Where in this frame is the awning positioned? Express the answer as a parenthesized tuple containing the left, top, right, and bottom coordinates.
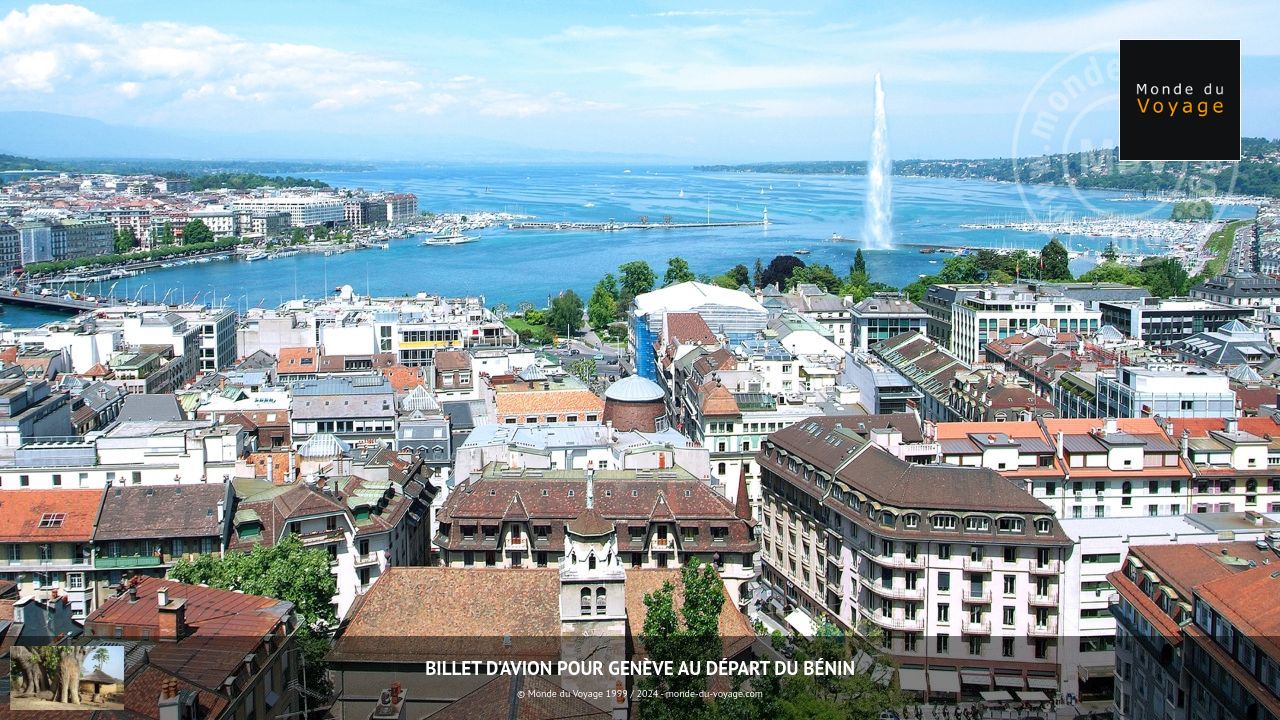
(980, 690, 1013, 702)
(994, 674, 1023, 688)
(898, 666, 928, 692)
(928, 668, 961, 694)
(785, 609, 816, 638)
(1017, 691, 1050, 702)
(1026, 677, 1059, 690)
(960, 670, 990, 685)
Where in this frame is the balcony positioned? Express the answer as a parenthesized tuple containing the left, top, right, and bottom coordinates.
(1029, 593, 1059, 607)
(1028, 618, 1059, 636)
(864, 579, 925, 601)
(299, 529, 345, 547)
(861, 548, 924, 569)
(868, 613, 924, 631)
(6, 558, 93, 570)
(506, 536, 526, 550)
(95, 555, 164, 569)
(961, 619, 992, 634)
(1029, 560, 1062, 575)
(963, 588, 992, 603)
(353, 552, 381, 567)
(963, 557, 993, 571)
(651, 537, 675, 552)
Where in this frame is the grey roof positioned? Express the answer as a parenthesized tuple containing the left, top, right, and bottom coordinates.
(116, 393, 183, 423)
(604, 375, 664, 402)
(441, 400, 476, 429)
(94, 484, 226, 541)
(78, 381, 124, 413)
(292, 392, 395, 419)
(400, 385, 440, 414)
(298, 433, 350, 458)
(292, 375, 392, 396)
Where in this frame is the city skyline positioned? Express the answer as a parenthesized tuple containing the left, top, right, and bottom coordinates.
(1, 0, 1279, 162)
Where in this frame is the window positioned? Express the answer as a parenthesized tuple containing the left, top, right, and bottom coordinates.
(1003, 607, 1015, 626)
(51, 474, 61, 487)
(485, 551, 496, 567)
(996, 517, 1024, 533)
(937, 572, 950, 592)
(1002, 637, 1015, 657)
(37, 513, 65, 529)
(1002, 575, 1016, 595)
(1003, 546, 1017, 563)
(580, 588, 592, 616)
(19, 474, 29, 487)
(936, 635, 949, 654)
(596, 588, 607, 615)
(937, 603, 950, 623)
(938, 544, 951, 560)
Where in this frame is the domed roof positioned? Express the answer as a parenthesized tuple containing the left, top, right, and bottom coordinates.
(298, 433, 351, 459)
(604, 375, 664, 403)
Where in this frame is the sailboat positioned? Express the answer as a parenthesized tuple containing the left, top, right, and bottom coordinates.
(679, 189, 685, 198)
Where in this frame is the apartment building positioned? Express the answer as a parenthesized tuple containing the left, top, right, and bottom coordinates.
(773, 283, 855, 351)
(433, 464, 759, 605)
(850, 293, 929, 352)
(872, 331, 970, 422)
(0, 417, 244, 489)
(1169, 416, 1280, 514)
(289, 375, 397, 446)
(384, 193, 419, 223)
(1191, 270, 1280, 317)
(230, 195, 345, 227)
(1099, 297, 1252, 346)
(1109, 541, 1280, 720)
(83, 577, 301, 720)
(759, 416, 1073, 698)
(0, 222, 21, 272)
(0, 488, 100, 617)
(950, 285, 1101, 364)
(229, 449, 435, 618)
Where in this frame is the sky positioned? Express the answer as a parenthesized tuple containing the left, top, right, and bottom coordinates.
(0, 1, 1278, 162)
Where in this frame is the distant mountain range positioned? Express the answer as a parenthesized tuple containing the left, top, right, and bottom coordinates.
(0, 111, 676, 166)
(696, 138, 1280, 197)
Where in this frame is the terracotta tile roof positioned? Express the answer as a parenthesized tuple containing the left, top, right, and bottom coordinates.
(698, 381, 739, 416)
(665, 312, 718, 346)
(935, 421, 1048, 440)
(429, 674, 609, 720)
(125, 664, 230, 720)
(1194, 564, 1280, 660)
(433, 350, 472, 371)
(83, 362, 112, 378)
(329, 567, 563, 663)
(1043, 417, 1166, 435)
(276, 347, 317, 374)
(86, 577, 292, 691)
(495, 390, 604, 418)
(1169, 416, 1280, 438)
(625, 569, 755, 660)
(330, 566, 756, 665)
(380, 365, 425, 393)
(0, 489, 101, 542)
(94, 484, 226, 542)
(0, 346, 17, 364)
(1129, 542, 1269, 600)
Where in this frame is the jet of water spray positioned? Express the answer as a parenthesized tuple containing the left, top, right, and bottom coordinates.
(863, 73, 893, 250)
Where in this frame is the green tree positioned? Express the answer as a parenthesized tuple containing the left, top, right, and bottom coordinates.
(169, 534, 337, 703)
(313, 225, 330, 241)
(567, 357, 597, 385)
(290, 227, 306, 245)
(113, 228, 137, 254)
(588, 275, 619, 329)
(182, 219, 214, 246)
(1102, 240, 1119, 262)
(759, 255, 806, 289)
(664, 256, 696, 286)
(1039, 238, 1072, 280)
(767, 624, 908, 720)
(619, 260, 656, 298)
(789, 263, 842, 293)
(158, 222, 176, 246)
(853, 249, 867, 276)
(637, 559, 724, 720)
(1140, 257, 1191, 297)
(725, 264, 750, 288)
(752, 258, 764, 288)
(546, 289, 585, 337)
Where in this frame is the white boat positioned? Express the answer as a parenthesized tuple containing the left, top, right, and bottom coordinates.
(831, 232, 846, 241)
(583, 202, 596, 208)
(424, 230, 479, 246)
(244, 251, 268, 262)
(794, 249, 811, 255)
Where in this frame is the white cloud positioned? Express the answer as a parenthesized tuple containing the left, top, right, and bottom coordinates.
(0, 3, 604, 128)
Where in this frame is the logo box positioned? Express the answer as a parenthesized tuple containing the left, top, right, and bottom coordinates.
(1119, 39, 1240, 162)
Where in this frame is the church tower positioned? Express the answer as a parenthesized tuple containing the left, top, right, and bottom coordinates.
(558, 466, 628, 720)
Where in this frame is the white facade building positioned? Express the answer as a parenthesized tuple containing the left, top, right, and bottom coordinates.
(231, 196, 345, 227)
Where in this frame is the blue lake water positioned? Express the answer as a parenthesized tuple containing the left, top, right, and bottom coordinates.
(5, 165, 1255, 327)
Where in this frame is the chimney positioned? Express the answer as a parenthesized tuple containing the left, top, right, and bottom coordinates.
(1180, 429, 1190, 459)
(1225, 417, 1239, 434)
(158, 593, 187, 642)
(216, 498, 225, 524)
(157, 586, 168, 607)
(585, 464, 595, 509)
(370, 683, 408, 720)
(128, 585, 138, 603)
(1055, 430, 1064, 460)
(1103, 417, 1118, 435)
